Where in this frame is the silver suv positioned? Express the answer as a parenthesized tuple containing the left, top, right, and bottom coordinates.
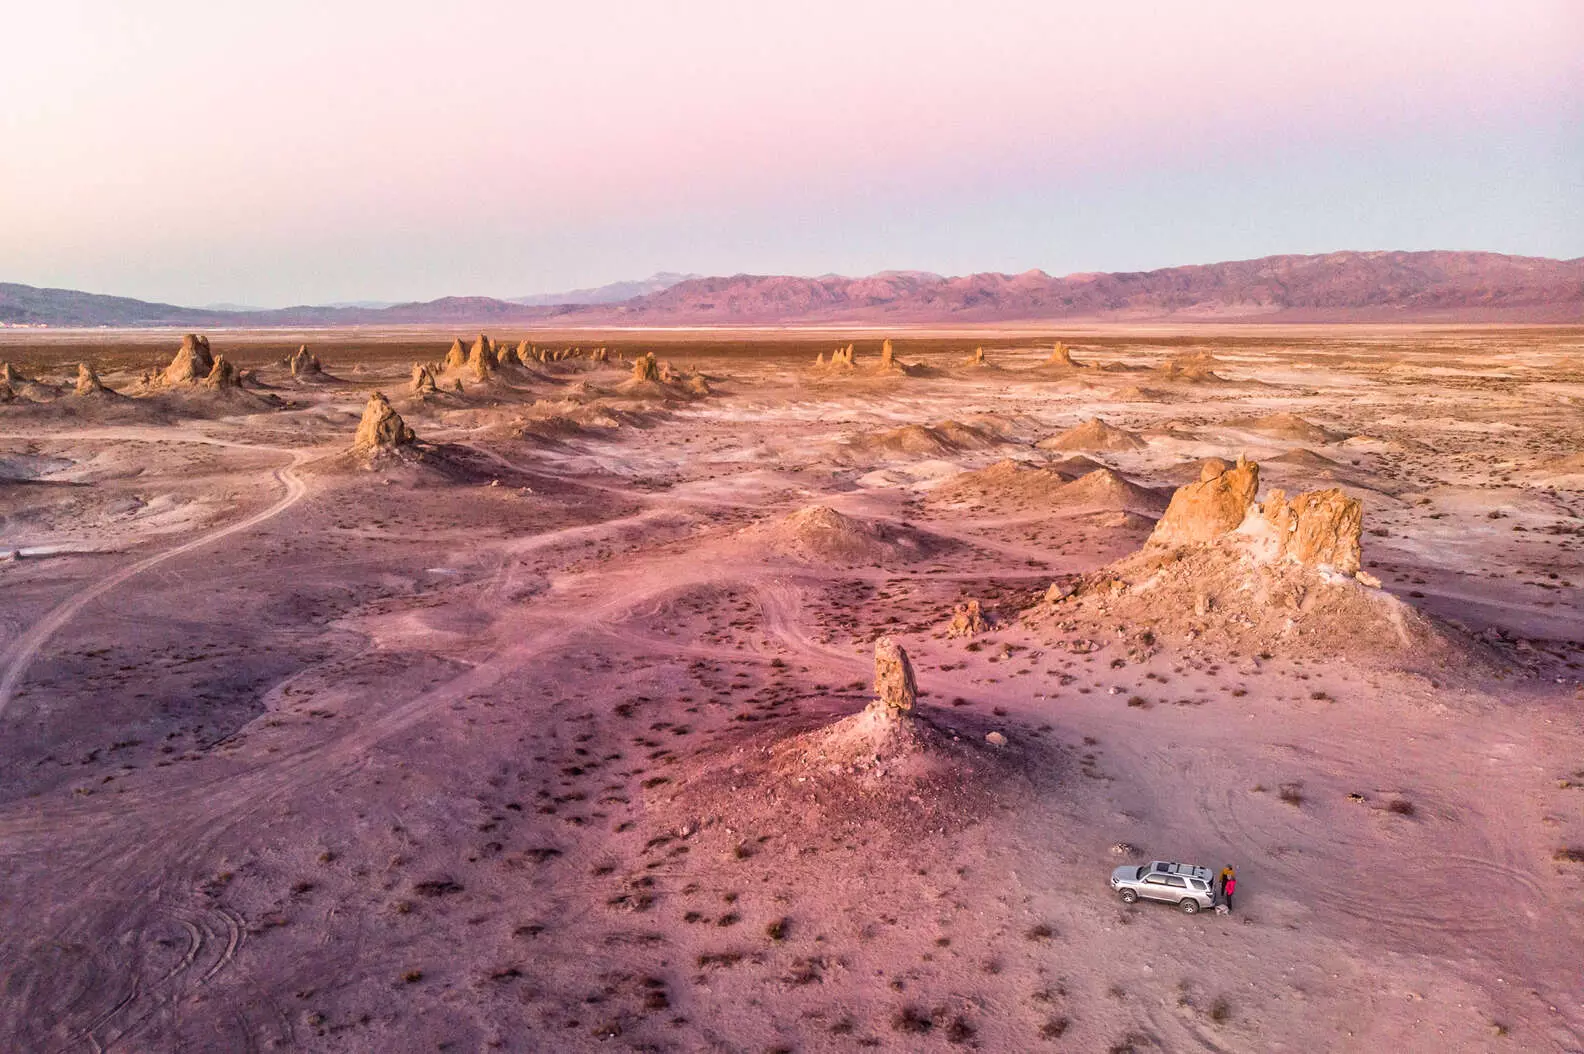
(1110, 860, 1216, 914)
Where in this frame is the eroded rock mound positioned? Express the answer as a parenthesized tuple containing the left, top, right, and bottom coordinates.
(289, 345, 322, 377)
(947, 600, 988, 638)
(410, 364, 439, 395)
(201, 354, 240, 390)
(353, 391, 416, 453)
(1156, 350, 1224, 382)
(1038, 417, 1146, 452)
(162, 334, 214, 386)
(1148, 456, 1260, 547)
(964, 346, 988, 367)
(443, 338, 467, 372)
(74, 363, 108, 396)
(753, 505, 937, 565)
(1257, 487, 1362, 574)
(869, 636, 918, 719)
(1230, 412, 1347, 444)
(842, 420, 994, 460)
(467, 334, 496, 379)
(632, 352, 660, 382)
(1048, 343, 1083, 368)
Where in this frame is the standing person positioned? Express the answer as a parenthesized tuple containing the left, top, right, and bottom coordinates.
(1223, 868, 1237, 911)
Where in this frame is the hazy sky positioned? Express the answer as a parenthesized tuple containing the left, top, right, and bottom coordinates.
(2, 1, 1580, 306)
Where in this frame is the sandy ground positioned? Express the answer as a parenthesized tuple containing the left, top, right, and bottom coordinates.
(1, 326, 1581, 1052)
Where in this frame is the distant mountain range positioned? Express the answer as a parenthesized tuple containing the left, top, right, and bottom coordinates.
(3, 252, 1580, 328)
(506, 272, 701, 307)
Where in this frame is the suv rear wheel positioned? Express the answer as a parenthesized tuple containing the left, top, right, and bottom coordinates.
(1179, 899, 1199, 915)
(1119, 889, 1138, 904)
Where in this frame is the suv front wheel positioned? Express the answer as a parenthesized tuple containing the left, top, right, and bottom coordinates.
(1119, 889, 1138, 904)
(1179, 899, 1200, 915)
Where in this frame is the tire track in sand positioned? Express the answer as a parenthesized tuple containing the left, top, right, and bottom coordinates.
(0, 446, 313, 720)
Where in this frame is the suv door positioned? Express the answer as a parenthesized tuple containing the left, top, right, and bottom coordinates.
(1141, 875, 1174, 902)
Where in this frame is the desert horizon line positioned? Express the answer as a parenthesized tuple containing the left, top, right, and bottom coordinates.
(6, 246, 1584, 318)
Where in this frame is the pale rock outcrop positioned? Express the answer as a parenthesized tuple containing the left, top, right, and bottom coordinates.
(868, 636, 918, 720)
(632, 352, 660, 382)
(74, 363, 107, 396)
(353, 391, 416, 452)
(1258, 487, 1363, 574)
(516, 339, 534, 366)
(964, 346, 987, 367)
(1048, 343, 1083, 368)
(202, 354, 241, 390)
(467, 334, 495, 379)
(1148, 455, 1260, 548)
(830, 344, 855, 367)
(162, 334, 214, 385)
(947, 599, 988, 638)
(815, 351, 826, 367)
(289, 345, 321, 377)
(444, 339, 467, 371)
(0, 362, 28, 386)
(410, 363, 439, 394)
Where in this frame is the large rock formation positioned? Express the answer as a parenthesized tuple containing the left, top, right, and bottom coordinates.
(1148, 456, 1260, 547)
(353, 391, 416, 453)
(867, 636, 918, 720)
(289, 345, 322, 377)
(879, 339, 897, 371)
(0, 363, 27, 387)
(162, 334, 214, 385)
(444, 338, 467, 372)
(631, 352, 660, 382)
(822, 344, 855, 368)
(1259, 488, 1363, 574)
(74, 363, 108, 396)
(1048, 343, 1086, 368)
(467, 334, 495, 379)
(964, 346, 988, 367)
(410, 363, 439, 395)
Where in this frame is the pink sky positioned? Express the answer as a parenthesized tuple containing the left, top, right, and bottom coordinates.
(1, 1, 1579, 305)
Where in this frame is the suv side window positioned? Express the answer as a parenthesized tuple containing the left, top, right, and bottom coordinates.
(1144, 875, 1169, 885)
(1166, 876, 1187, 888)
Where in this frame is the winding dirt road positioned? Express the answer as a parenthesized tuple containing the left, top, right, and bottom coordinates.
(0, 438, 314, 718)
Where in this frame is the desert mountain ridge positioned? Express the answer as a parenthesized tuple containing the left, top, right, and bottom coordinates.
(3, 250, 1581, 328)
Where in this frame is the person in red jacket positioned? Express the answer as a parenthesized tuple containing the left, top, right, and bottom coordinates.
(1223, 869, 1237, 910)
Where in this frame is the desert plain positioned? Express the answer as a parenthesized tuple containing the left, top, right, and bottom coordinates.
(0, 325, 1581, 1052)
